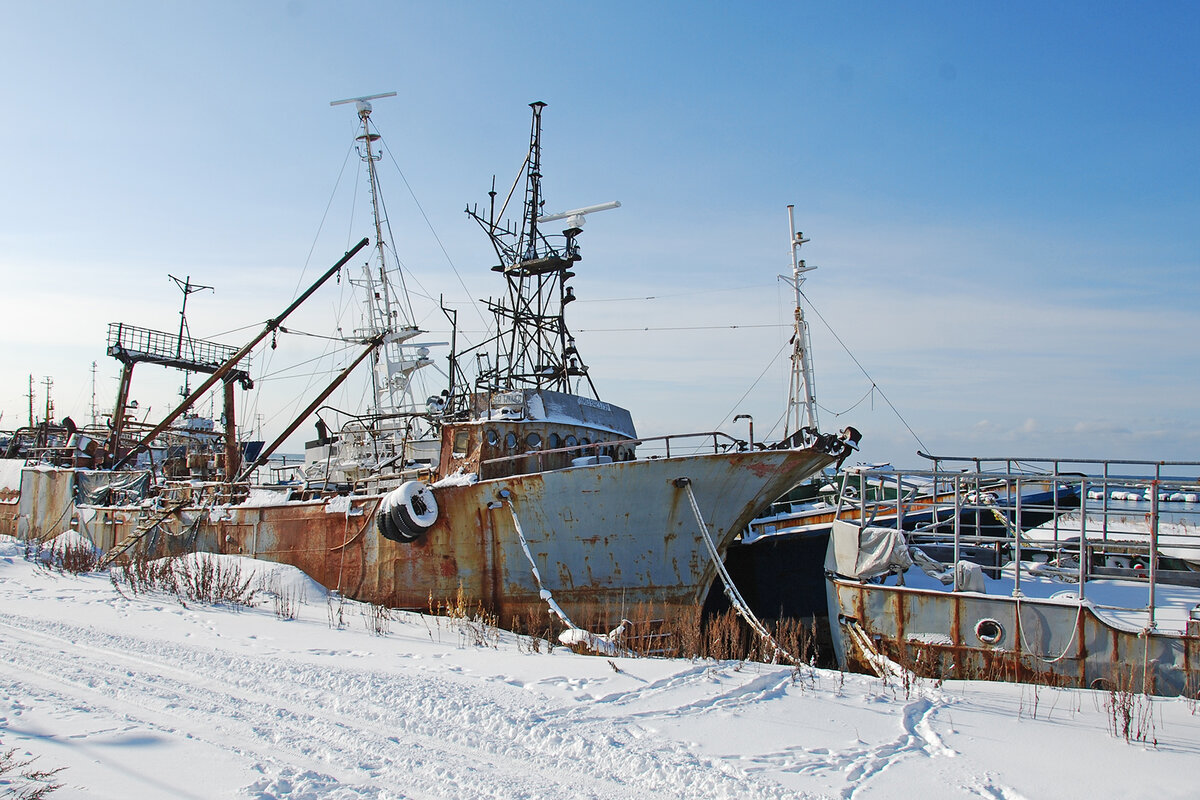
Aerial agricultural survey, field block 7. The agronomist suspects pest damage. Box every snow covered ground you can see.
[2,535,1198,800]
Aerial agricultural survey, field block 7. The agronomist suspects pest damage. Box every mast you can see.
[783,205,819,436]
[463,101,618,399]
[168,274,213,397]
[329,92,431,422]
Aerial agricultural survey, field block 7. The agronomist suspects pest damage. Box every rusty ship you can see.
[1,99,857,631]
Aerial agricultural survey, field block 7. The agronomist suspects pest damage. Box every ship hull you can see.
[7,447,834,627]
[221,447,833,625]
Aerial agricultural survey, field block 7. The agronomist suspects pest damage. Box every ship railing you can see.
[839,457,1200,632]
[480,430,744,472]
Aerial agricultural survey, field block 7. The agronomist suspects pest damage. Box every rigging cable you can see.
[799,288,929,453]
[713,338,791,431]
[377,130,491,334]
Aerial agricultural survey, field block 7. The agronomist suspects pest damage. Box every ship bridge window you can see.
[453,430,471,455]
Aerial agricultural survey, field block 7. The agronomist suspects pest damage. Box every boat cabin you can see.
[437,388,638,481]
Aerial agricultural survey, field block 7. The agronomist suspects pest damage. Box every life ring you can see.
[387,481,438,541]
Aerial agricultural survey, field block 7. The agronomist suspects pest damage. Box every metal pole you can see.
[1149,475,1159,629]
[952,474,961,591]
[1013,474,1022,598]
[236,335,383,482]
[1077,477,1086,602]
[111,238,369,469]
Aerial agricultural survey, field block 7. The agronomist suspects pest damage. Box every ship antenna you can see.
[328,91,433,422]
[783,204,819,436]
[168,274,213,398]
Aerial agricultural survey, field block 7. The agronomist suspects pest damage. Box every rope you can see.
[505,502,580,631]
[1015,595,1083,664]
[799,288,928,452]
[817,385,876,418]
[679,478,799,666]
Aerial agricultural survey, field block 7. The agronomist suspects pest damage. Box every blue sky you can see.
[1,2,1197,466]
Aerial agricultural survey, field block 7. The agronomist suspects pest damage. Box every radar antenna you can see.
[329,91,432,420]
[463,102,620,398]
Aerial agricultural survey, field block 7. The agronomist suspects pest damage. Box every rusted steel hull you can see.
[827,577,1200,697]
[0,466,76,542]
[9,448,833,628]
[217,448,832,626]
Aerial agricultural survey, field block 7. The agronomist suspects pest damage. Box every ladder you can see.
[98,500,188,568]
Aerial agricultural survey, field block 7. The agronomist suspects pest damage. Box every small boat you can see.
[824,458,1200,697]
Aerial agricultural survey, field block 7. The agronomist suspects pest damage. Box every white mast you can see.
[783,204,819,436]
[329,92,430,419]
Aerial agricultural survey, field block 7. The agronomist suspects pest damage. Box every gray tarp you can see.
[74,470,151,505]
[825,519,914,579]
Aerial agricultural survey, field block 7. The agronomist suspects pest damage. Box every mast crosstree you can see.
[464,102,619,400]
[329,92,433,422]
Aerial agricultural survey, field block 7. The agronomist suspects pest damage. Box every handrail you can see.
[841,459,1200,633]
[479,430,744,469]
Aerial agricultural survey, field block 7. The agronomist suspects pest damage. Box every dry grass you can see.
[429,584,501,649]
[1098,666,1159,746]
[109,553,258,609]
[362,603,392,636]
[0,746,64,799]
[27,539,100,576]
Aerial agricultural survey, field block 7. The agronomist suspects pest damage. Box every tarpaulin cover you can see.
[825,519,914,579]
[75,470,151,505]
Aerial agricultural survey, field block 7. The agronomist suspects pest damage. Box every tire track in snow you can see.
[0,613,812,799]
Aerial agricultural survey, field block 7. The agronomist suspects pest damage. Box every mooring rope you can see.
[1015,595,1083,664]
[678,477,800,666]
[505,501,580,631]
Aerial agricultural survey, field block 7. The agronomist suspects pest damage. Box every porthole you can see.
[548,433,561,449]
[580,437,591,446]
[564,435,578,447]
[526,432,542,449]
[485,429,499,446]
[974,618,1004,646]
[505,432,517,450]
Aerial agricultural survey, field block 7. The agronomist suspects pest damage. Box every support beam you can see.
[112,238,369,469]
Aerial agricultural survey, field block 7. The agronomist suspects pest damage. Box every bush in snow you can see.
[110,553,258,608]
[0,744,64,799]
[27,531,100,576]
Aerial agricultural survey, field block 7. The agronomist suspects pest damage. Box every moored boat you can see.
[2,101,857,632]
[824,459,1200,697]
